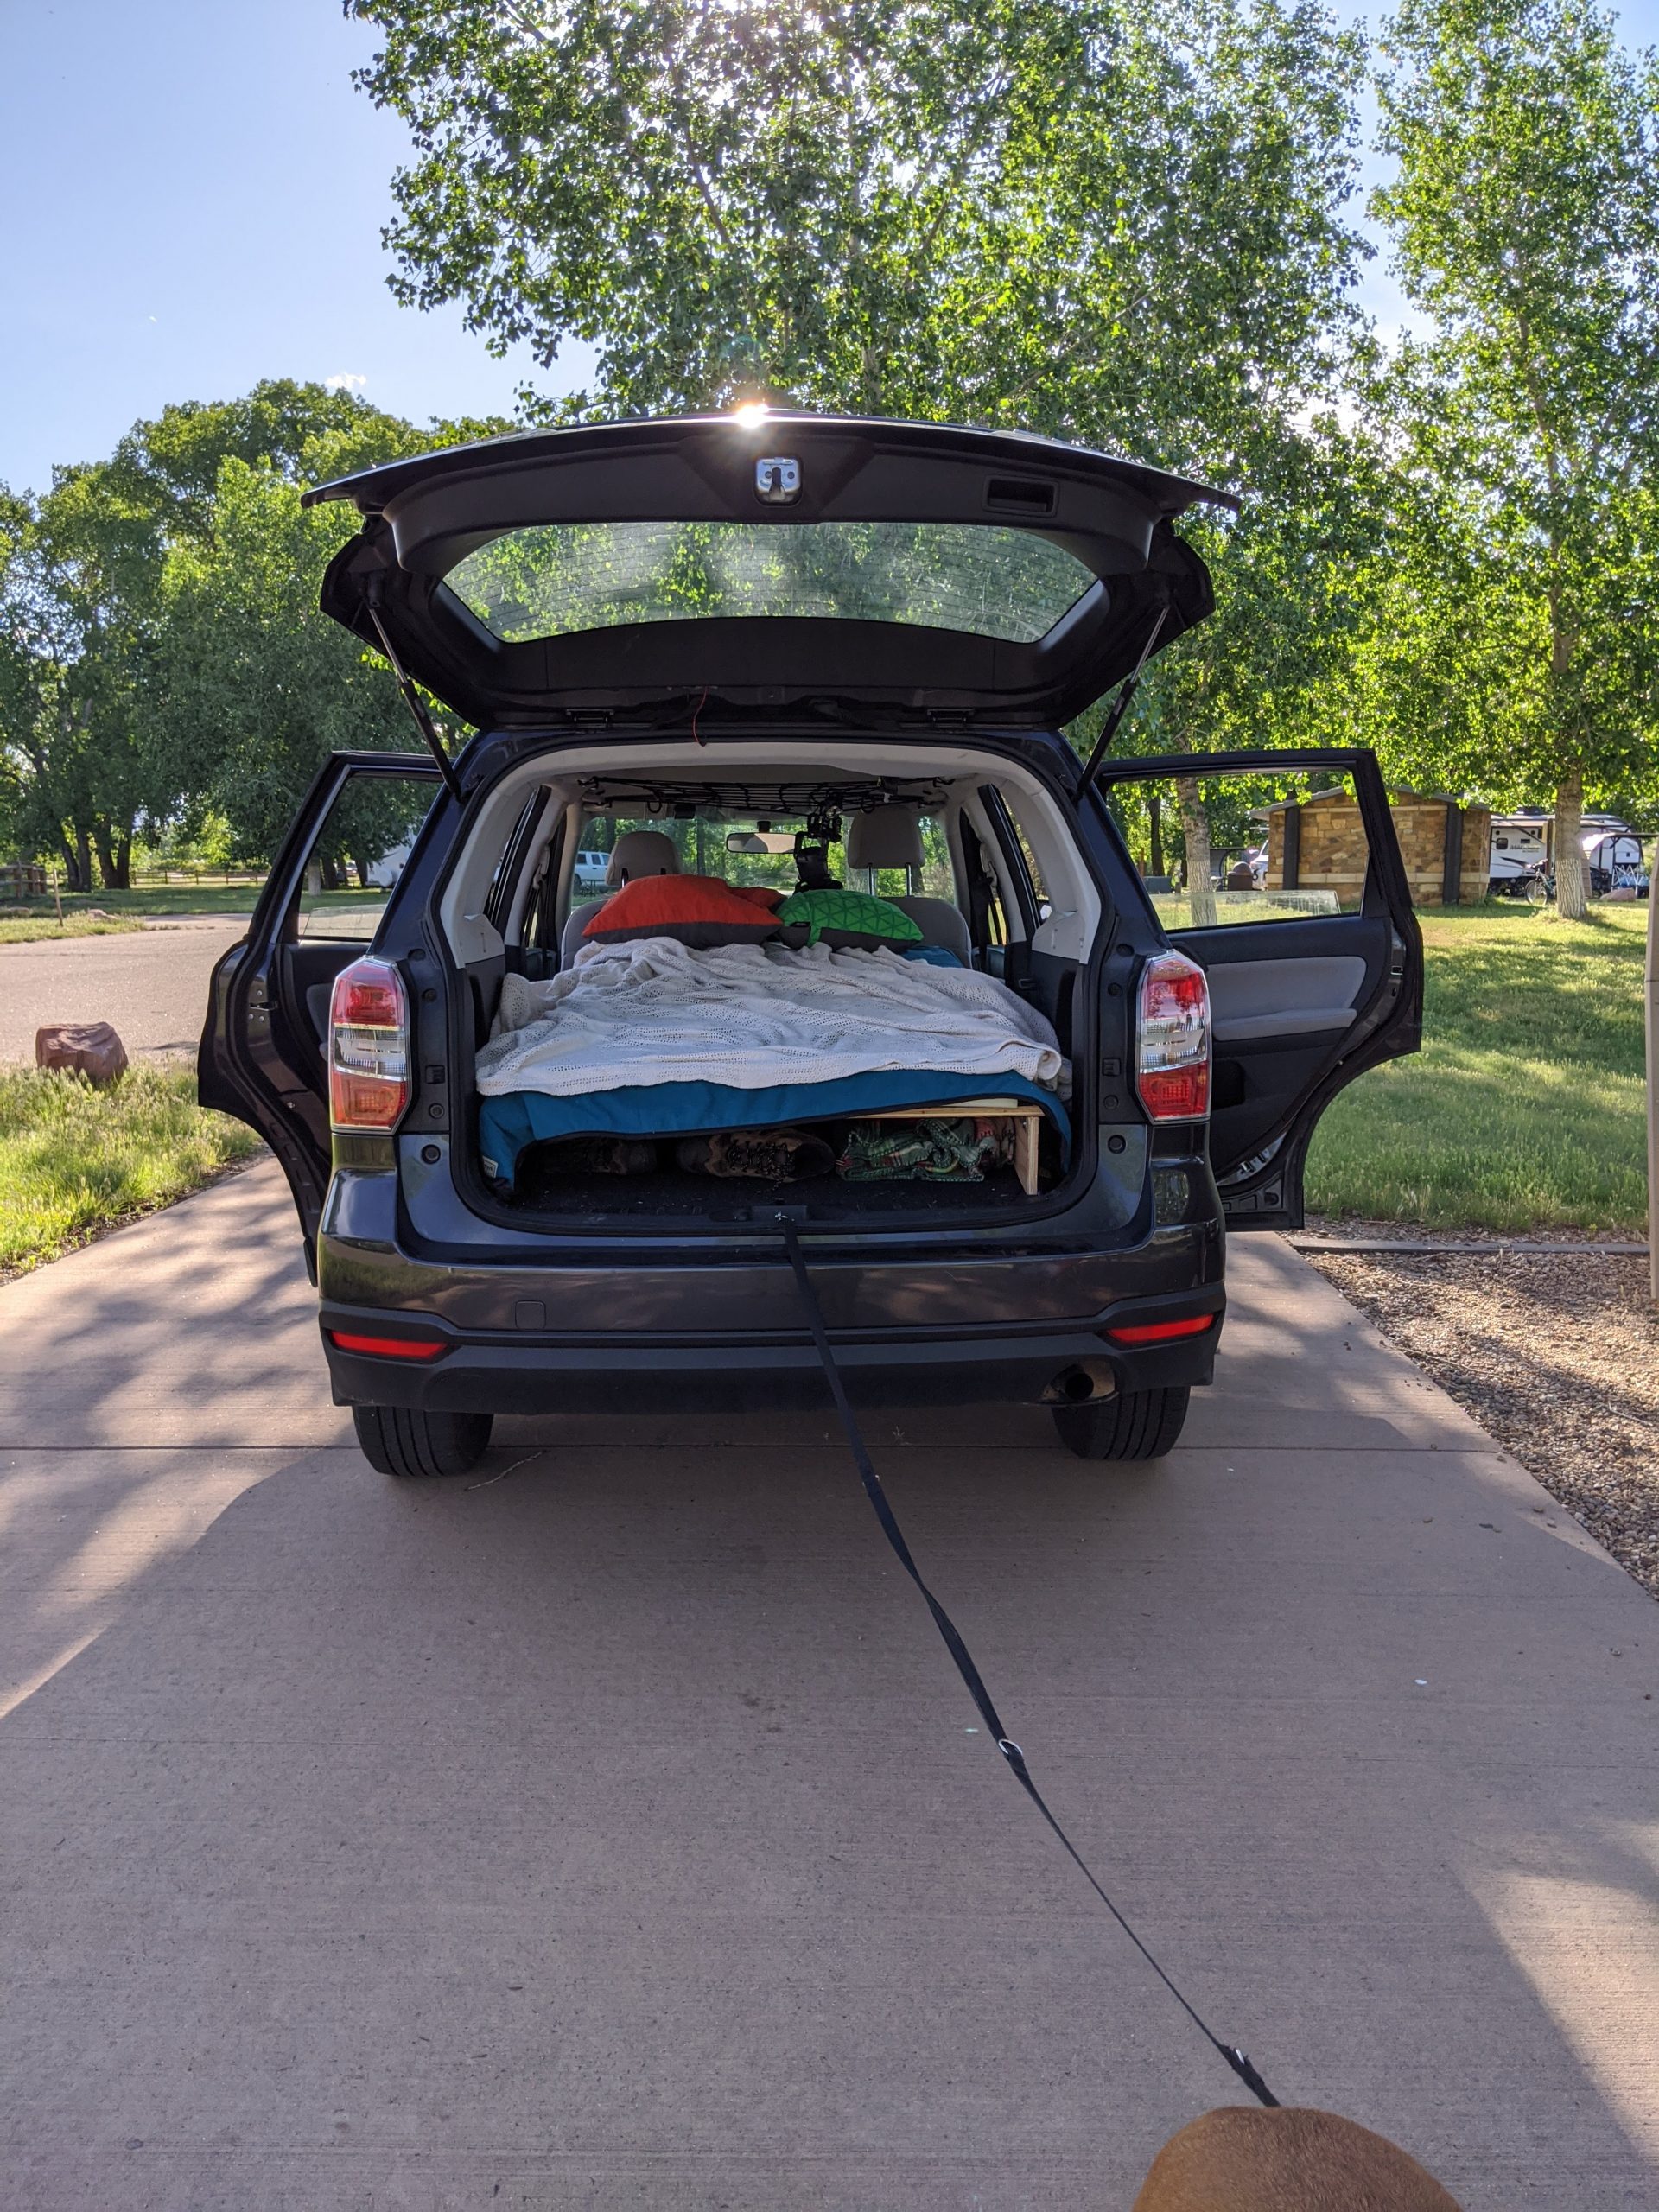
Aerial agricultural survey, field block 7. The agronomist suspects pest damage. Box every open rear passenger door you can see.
[1093,748,1422,1230]
[198,753,443,1264]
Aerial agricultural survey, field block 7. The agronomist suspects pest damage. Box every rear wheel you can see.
[353,1404,493,1479]
[1052,1387,1190,1462]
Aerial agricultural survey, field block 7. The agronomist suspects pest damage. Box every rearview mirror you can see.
[726,830,798,855]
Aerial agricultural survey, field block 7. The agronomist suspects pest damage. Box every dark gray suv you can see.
[200,413,1421,1478]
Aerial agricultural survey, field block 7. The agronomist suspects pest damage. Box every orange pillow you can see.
[729,884,785,911]
[582,874,782,948]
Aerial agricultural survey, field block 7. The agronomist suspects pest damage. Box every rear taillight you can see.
[328,956,410,1131]
[1105,1312,1217,1346]
[1135,950,1211,1122]
[326,1330,444,1360]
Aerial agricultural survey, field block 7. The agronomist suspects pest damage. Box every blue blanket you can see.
[479,1071,1069,1185]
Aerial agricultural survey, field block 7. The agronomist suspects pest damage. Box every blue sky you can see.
[1,0,585,493]
[3,0,1655,497]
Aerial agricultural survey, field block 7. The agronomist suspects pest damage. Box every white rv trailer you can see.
[1488,810,1648,893]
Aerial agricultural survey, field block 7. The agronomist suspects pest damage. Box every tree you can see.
[1,382,512,884]
[350,0,1367,447]
[0,476,158,891]
[0,469,156,890]
[24,455,191,889]
[0,489,73,879]
[156,418,441,865]
[161,461,368,864]
[3,382,457,888]
[1371,0,1659,915]
[1066,417,1389,917]
[350,0,1375,899]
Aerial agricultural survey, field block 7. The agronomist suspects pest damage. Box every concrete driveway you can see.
[2,1161,1655,2210]
[0,918,250,1062]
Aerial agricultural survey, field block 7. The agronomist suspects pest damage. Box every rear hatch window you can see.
[448,520,1096,645]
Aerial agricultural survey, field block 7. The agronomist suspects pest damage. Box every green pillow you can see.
[774,887,925,950]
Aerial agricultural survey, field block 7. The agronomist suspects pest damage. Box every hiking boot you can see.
[676,1129,836,1181]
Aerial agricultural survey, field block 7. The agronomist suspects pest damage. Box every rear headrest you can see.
[607,830,680,885]
[845,807,923,873]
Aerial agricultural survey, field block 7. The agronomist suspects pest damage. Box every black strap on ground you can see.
[779,1216,1280,2110]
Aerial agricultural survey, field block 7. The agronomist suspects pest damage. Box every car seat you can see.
[560,829,680,961]
[843,809,972,962]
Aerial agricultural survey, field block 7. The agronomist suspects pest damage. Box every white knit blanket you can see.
[477,938,1065,1097]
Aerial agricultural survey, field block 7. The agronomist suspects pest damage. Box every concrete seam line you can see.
[1289,1238,1649,1256]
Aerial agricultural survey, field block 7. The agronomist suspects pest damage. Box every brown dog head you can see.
[1132,2106,1462,2212]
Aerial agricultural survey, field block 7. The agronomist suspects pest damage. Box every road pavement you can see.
[0,918,250,1064]
[1,1162,1655,2210]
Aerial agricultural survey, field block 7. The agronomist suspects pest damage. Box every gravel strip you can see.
[1302,1214,1647,1249]
[1295,1236,1649,1255]
[1304,1245,1659,1601]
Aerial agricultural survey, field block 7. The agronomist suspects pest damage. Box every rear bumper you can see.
[315,1192,1224,1416]
[319,1297,1223,1415]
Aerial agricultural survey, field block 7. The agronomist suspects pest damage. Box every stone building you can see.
[1264,789,1491,907]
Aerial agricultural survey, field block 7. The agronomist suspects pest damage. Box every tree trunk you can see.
[1175,774,1217,927]
[92,823,124,892]
[55,833,84,892]
[353,855,372,889]
[73,825,94,895]
[1148,789,1165,880]
[113,832,131,891]
[1554,767,1586,920]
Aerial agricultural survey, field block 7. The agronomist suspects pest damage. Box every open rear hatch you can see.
[304,413,1236,733]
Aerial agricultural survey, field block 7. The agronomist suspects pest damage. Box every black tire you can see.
[353,1403,493,1479]
[1052,1386,1190,1462]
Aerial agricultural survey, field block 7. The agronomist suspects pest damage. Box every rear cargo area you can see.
[432,739,1100,1230]
[507,1148,1042,1222]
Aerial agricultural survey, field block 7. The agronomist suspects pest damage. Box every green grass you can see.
[0,1065,262,1276]
[0,911,148,944]
[14,881,264,917]
[0,885,392,939]
[1152,890,1344,930]
[1306,902,1649,1232]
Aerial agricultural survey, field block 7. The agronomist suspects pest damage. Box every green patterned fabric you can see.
[773,887,923,947]
[838,1117,1009,1182]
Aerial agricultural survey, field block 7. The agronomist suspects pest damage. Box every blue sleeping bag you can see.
[478,1070,1069,1186]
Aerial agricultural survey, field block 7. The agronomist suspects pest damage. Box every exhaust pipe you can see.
[1040,1361,1118,1406]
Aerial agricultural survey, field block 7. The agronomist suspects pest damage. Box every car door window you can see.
[290,771,438,940]
[1107,766,1388,934]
